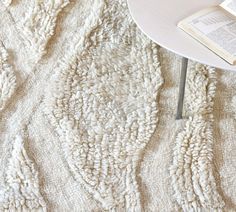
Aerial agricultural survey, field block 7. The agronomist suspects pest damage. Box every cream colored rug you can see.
[0,0,236,211]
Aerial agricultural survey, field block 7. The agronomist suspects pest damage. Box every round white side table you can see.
[127,0,236,119]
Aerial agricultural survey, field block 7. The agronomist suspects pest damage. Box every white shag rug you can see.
[0,0,235,211]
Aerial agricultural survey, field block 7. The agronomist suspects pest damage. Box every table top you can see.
[127,0,236,71]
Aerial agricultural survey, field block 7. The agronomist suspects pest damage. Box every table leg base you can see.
[176,57,188,120]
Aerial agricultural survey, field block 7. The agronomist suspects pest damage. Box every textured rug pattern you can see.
[44,0,162,210]
[0,0,235,211]
[170,64,224,211]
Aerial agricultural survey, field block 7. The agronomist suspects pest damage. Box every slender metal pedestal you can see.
[176,57,188,120]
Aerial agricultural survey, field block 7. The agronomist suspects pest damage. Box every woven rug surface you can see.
[0,0,236,211]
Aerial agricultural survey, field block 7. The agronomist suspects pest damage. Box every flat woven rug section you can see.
[0,0,236,211]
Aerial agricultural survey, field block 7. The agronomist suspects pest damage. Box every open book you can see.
[178,0,236,65]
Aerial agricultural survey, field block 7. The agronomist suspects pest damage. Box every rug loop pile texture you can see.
[0,0,233,211]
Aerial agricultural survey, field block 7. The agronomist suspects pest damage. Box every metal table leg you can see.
[176,57,188,120]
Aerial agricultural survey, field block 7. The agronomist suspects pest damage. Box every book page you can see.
[220,0,236,17]
[183,7,236,56]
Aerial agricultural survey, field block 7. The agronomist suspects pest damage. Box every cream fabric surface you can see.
[0,0,236,211]
[141,49,236,212]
